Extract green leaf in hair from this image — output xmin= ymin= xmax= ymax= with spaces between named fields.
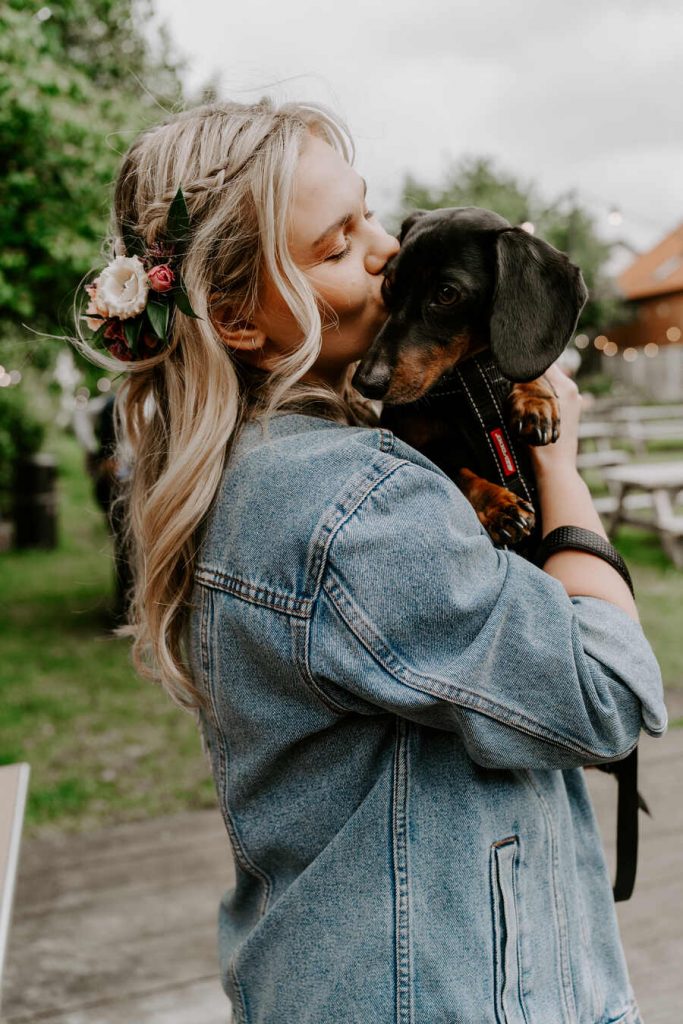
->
xmin=166 ymin=187 xmax=192 ymax=247
xmin=147 ymin=297 xmax=170 ymax=341
xmin=123 ymin=316 xmax=143 ymax=356
xmin=174 ymin=278 xmax=201 ymax=319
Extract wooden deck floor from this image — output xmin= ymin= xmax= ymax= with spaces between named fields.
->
xmin=3 ymin=706 xmax=682 ymax=1023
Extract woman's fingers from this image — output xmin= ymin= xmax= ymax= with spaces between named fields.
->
xmin=530 ymin=360 xmax=583 ymax=469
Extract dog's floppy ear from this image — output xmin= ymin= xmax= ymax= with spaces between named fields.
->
xmin=398 ymin=210 xmax=428 ymax=244
xmin=490 ymin=227 xmax=588 ymax=382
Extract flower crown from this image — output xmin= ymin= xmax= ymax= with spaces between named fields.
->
xmin=83 ymin=188 xmax=199 ymax=362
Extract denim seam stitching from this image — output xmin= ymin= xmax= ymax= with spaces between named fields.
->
xmin=489 ymin=845 xmax=504 ymax=1023
xmin=292 ymin=614 xmax=351 ymax=716
xmin=229 ymin=960 xmax=248 ymax=1024
xmin=520 ymin=770 xmax=578 ymax=1023
xmin=200 ymin=588 xmax=274 ymax=918
xmin=392 ymin=718 xmax=413 ymax=1024
xmin=510 ymin=839 xmax=531 ymax=1024
xmin=307 ymin=459 xmax=410 ymax=600
xmin=323 ymin=569 xmax=625 ymax=762
xmin=196 ymin=568 xmax=312 ymax=618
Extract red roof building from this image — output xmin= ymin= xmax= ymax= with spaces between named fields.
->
xmin=611 ymin=223 xmax=683 ymax=349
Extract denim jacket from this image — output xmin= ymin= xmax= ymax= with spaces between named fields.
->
xmin=190 ymin=412 xmax=667 ymax=1024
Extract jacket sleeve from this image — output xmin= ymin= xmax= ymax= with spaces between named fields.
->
xmin=308 ymin=460 xmax=667 ymax=770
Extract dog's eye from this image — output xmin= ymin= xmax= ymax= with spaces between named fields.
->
xmin=435 ymin=284 xmax=461 ymax=306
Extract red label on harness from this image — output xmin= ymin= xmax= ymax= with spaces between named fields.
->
xmin=490 ymin=428 xmax=517 ymax=477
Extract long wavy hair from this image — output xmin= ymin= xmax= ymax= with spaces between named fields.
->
xmin=74 ymin=99 xmax=374 ymax=709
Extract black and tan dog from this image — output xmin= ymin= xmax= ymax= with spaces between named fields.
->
xmin=352 ymin=207 xmax=588 ymax=547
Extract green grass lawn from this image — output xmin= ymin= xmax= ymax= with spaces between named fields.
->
xmin=1 ymin=429 xmax=681 ymax=836
xmin=0 ymin=431 xmax=215 ymax=835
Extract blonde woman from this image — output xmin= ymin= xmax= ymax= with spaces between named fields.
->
xmin=77 ymin=100 xmax=665 ymax=1023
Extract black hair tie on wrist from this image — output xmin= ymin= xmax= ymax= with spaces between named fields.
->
xmin=535 ymin=526 xmax=634 ymax=597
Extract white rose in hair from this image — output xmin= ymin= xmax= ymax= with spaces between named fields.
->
xmin=95 ymin=255 xmax=149 ymax=320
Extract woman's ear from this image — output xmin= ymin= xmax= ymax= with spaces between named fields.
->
xmin=216 ymin=322 xmax=267 ymax=352
xmin=209 ymin=294 xmax=267 ymax=352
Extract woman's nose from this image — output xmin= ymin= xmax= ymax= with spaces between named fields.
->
xmin=366 ymin=226 xmax=400 ymax=275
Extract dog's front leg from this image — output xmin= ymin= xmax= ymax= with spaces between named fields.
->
xmin=506 ymin=377 xmax=560 ymax=446
xmin=456 ymin=467 xmax=536 ymax=545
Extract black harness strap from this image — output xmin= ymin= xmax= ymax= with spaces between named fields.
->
xmin=413 ymin=354 xmax=641 ymax=902
xmin=452 ymin=357 xmax=534 ymax=506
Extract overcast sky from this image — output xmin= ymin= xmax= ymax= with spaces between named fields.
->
xmin=150 ymin=0 xmax=682 ymax=260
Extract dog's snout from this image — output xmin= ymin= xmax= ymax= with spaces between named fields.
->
xmin=352 ymin=361 xmax=391 ymax=400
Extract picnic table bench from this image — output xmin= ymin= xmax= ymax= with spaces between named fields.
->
xmin=610 ymin=404 xmax=683 ymax=422
xmin=603 ymin=461 xmax=683 ymax=567
xmin=621 ymin=420 xmax=683 ymax=456
xmin=591 ymin=406 xmax=683 ymax=457
xmin=579 ymin=421 xmax=623 ymax=449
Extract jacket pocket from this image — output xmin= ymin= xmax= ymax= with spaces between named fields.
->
xmin=490 ymin=836 xmax=529 ymax=1024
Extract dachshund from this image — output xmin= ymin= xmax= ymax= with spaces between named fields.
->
xmin=352 ymin=207 xmax=588 ymax=549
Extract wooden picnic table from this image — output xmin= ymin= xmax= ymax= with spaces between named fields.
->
xmin=603 ymin=462 xmax=683 ymax=566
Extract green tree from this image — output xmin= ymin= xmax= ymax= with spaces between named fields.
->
xmin=0 ymin=1 xmax=184 ymax=378
xmin=397 ymin=157 xmax=625 ymax=337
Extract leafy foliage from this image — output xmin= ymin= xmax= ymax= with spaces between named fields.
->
xmin=397 ymin=156 xmax=626 ymax=336
xmin=0 ymin=386 xmax=46 ymax=514
xmin=0 ymin=0 xmax=184 ymax=376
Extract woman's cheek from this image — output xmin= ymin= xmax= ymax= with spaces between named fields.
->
xmin=309 ymin=268 xmax=368 ymax=316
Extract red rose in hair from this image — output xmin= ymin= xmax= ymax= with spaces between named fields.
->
xmin=107 ymin=340 xmax=134 ymax=362
xmin=103 ymin=319 xmax=126 ymax=343
xmin=147 ymin=264 xmax=175 ymax=292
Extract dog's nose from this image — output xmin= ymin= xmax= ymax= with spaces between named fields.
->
xmin=352 ymin=361 xmax=391 ymax=399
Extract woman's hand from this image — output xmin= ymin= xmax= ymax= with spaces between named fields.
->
xmin=525 ymin=361 xmax=639 ymax=620
xmin=529 ymin=361 xmax=583 ymax=475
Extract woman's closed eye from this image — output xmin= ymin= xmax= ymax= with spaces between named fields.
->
xmin=326 ymin=242 xmax=351 ymax=262
xmin=324 ymin=209 xmax=376 ymax=262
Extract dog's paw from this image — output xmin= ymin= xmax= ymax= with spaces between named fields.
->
xmin=507 ymin=379 xmax=560 ymax=446
xmin=477 ymin=489 xmax=536 ymax=546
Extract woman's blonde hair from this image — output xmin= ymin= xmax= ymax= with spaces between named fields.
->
xmin=74 ymin=98 xmax=373 ymax=709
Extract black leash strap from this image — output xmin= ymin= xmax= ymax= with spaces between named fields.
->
xmin=611 ymin=748 xmax=639 ymax=902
